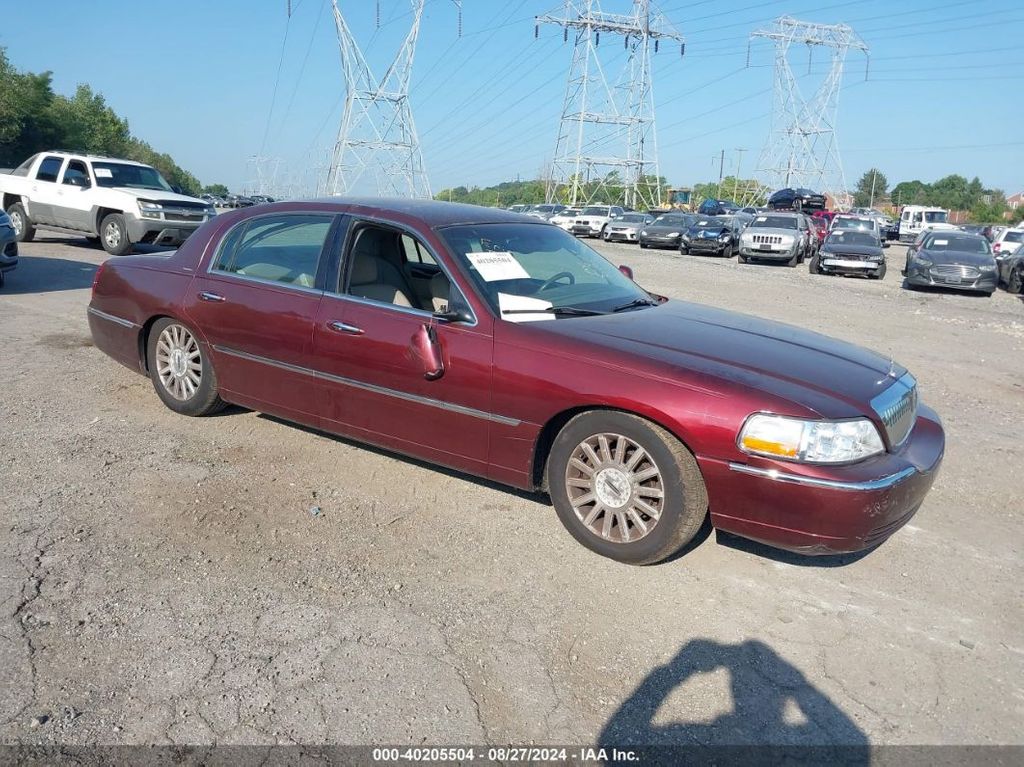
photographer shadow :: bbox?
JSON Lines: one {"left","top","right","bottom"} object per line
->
{"left": 599, "top": 639, "right": 869, "bottom": 765}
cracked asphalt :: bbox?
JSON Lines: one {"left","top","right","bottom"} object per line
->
{"left": 0, "top": 233, "right": 1021, "bottom": 747}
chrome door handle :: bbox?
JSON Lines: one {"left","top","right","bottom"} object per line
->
{"left": 198, "top": 291, "right": 225, "bottom": 302}
{"left": 328, "top": 320, "right": 364, "bottom": 335}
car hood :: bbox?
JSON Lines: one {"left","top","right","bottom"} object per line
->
{"left": 533, "top": 300, "right": 904, "bottom": 418}
{"left": 822, "top": 243, "right": 884, "bottom": 258}
{"left": 921, "top": 249, "right": 996, "bottom": 267}
{"left": 744, "top": 227, "right": 799, "bottom": 238}
{"left": 645, "top": 222, "right": 689, "bottom": 233}
{"left": 686, "top": 224, "right": 730, "bottom": 236}
{"left": 111, "top": 188, "right": 209, "bottom": 205}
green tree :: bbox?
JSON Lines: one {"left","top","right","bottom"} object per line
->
{"left": 853, "top": 168, "right": 888, "bottom": 208}
{"left": 203, "top": 183, "right": 229, "bottom": 196}
{"left": 890, "top": 180, "right": 929, "bottom": 206}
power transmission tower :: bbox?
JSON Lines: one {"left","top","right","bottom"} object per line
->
{"left": 749, "top": 16, "right": 868, "bottom": 207}
{"left": 538, "top": 1, "right": 683, "bottom": 209}
{"left": 325, "top": 1, "right": 461, "bottom": 198}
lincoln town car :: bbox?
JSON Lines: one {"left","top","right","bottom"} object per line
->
{"left": 88, "top": 199, "right": 945, "bottom": 565}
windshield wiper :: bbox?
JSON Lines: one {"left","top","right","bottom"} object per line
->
{"left": 502, "top": 306, "right": 606, "bottom": 317}
{"left": 611, "top": 297, "right": 659, "bottom": 313}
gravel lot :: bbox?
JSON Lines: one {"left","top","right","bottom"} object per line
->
{"left": 1, "top": 231, "right": 1021, "bottom": 748}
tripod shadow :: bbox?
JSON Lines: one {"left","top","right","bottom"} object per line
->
{"left": 599, "top": 639, "right": 869, "bottom": 765}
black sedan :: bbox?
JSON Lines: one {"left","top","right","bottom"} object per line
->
{"left": 638, "top": 212, "right": 696, "bottom": 249}
{"left": 680, "top": 216, "right": 738, "bottom": 258}
{"left": 997, "top": 251, "right": 1024, "bottom": 293}
{"left": 902, "top": 231, "right": 998, "bottom": 296}
{"left": 767, "top": 188, "right": 827, "bottom": 212}
{"left": 810, "top": 230, "right": 885, "bottom": 279}
{"left": 0, "top": 209, "right": 18, "bottom": 288}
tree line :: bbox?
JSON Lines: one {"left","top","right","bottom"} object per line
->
{"left": 0, "top": 49, "right": 225, "bottom": 196}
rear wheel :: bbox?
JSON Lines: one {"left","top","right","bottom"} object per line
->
{"left": 1008, "top": 267, "right": 1023, "bottom": 294}
{"left": 547, "top": 411, "right": 708, "bottom": 565}
{"left": 100, "top": 213, "right": 133, "bottom": 256}
{"left": 147, "top": 318, "right": 226, "bottom": 417}
{"left": 6, "top": 203, "right": 35, "bottom": 243}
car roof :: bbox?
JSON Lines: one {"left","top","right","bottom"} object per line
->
{"left": 42, "top": 150, "right": 151, "bottom": 167}
{"left": 294, "top": 197, "right": 541, "bottom": 227}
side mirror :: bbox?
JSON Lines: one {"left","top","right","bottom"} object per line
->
{"left": 172, "top": 185, "right": 183, "bottom": 195}
{"left": 618, "top": 264, "right": 634, "bottom": 280}
{"left": 433, "top": 306, "right": 473, "bottom": 324}
{"left": 412, "top": 324, "right": 445, "bottom": 380}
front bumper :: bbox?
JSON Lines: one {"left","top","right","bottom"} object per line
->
{"left": 127, "top": 217, "right": 205, "bottom": 246}
{"left": 571, "top": 223, "right": 602, "bottom": 237}
{"left": 905, "top": 264, "right": 998, "bottom": 292}
{"left": 0, "top": 236, "right": 17, "bottom": 273}
{"left": 639, "top": 234, "right": 681, "bottom": 248}
{"left": 739, "top": 244, "right": 796, "bottom": 261}
{"left": 819, "top": 256, "right": 885, "bottom": 275}
{"left": 697, "top": 404, "right": 945, "bottom": 554}
{"left": 687, "top": 238, "right": 731, "bottom": 254}
{"left": 606, "top": 230, "right": 638, "bottom": 242}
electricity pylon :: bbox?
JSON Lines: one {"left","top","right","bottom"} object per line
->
{"left": 538, "top": 1, "right": 683, "bottom": 209}
{"left": 325, "top": 1, "right": 461, "bottom": 198}
{"left": 749, "top": 16, "right": 868, "bottom": 206}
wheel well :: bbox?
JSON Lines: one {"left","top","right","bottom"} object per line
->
{"left": 530, "top": 405, "right": 696, "bottom": 491}
{"left": 94, "top": 207, "right": 123, "bottom": 234}
{"left": 138, "top": 315, "right": 169, "bottom": 373}
{"left": 2, "top": 193, "right": 21, "bottom": 212}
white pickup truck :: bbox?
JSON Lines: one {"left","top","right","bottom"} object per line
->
{"left": 0, "top": 151, "right": 216, "bottom": 255}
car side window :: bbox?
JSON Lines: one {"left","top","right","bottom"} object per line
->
{"left": 400, "top": 233, "right": 437, "bottom": 265}
{"left": 35, "top": 156, "right": 64, "bottom": 183}
{"left": 212, "top": 214, "right": 333, "bottom": 288}
{"left": 62, "top": 160, "right": 90, "bottom": 186}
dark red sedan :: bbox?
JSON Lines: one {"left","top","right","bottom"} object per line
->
{"left": 88, "top": 199, "right": 944, "bottom": 564}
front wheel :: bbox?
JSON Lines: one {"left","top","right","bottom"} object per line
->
{"left": 6, "top": 203, "right": 35, "bottom": 242}
{"left": 679, "top": 246, "right": 689, "bottom": 255}
{"left": 639, "top": 242, "right": 648, "bottom": 249}
{"left": 100, "top": 213, "right": 133, "bottom": 255}
{"left": 786, "top": 250, "right": 800, "bottom": 267}
{"left": 809, "top": 255, "right": 820, "bottom": 274}
{"left": 873, "top": 262, "right": 887, "bottom": 280}
{"left": 1008, "top": 268, "right": 1023, "bottom": 294}
{"left": 147, "top": 318, "right": 226, "bottom": 416}
{"left": 547, "top": 411, "right": 708, "bottom": 565}
{"left": 721, "top": 244, "right": 733, "bottom": 258}
{"left": 737, "top": 252, "right": 748, "bottom": 264}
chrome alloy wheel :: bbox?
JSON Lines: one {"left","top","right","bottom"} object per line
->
{"left": 155, "top": 324, "right": 201, "bottom": 401}
{"left": 104, "top": 220, "right": 122, "bottom": 249}
{"left": 9, "top": 209, "right": 24, "bottom": 237}
{"left": 564, "top": 432, "right": 665, "bottom": 543}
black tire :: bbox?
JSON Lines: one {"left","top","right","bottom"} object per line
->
{"left": 0, "top": 271, "right": 5, "bottom": 289}
{"left": 6, "top": 202, "right": 35, "bottom": 242}
{"left": 639, "top": 242, "right": 648, "bottom": 249}
{"left": 873, "top": 262, "right": 887, "bottom": 280}
{"left": 147, "top": 317, "right": 226, "bottom": 417}
{"left": 86, "top": 236, "right": 101, "bottom": 247}
{"left": 721, "top": 244, "right": 733, "bottom": 259}
{"left": 737, "top": 252, "right": 748, "bottom": 264}
{"left": 679, "top": 246, "right": 689, "bottom": 255}
{"left": 786, "top": 250, "right": 800, "bottom": 267}
{"left": 547, "top": 410, "right": 708, "bottom": 565}
{"left": 809, "top": 255, "right": 820, "bottom": 274}
{"left": 100, "top": 213, "right": 133, "bottom": 256}
{"left": 1008, "top": 268, "right": 1023, "bottom": 294}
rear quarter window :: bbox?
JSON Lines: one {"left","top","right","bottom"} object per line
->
{"left": 211, "top": 214, "right": 334, "bottom": 287}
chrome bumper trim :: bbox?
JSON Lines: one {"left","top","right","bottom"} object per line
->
{"left": 727, "top": 462, "right": 917, "bottom": 492}
{"left": 87, "top": 306, "right": 139, "bottom": 329}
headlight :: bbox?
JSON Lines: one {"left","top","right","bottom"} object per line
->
{"left": 979, "top": 263, "right": 996, "bottom": 271}
{"left": 668, "top": 232, "right": 680, "bottom": 238}
{"left": 719, "top": 233, "right": 730, "bottom": 240}
{"left": 204, "top": 206, "right": 217, "bottom": 217}
{"left": 640, "top": 230, "right": 648, "bottom": 236}
{"left": 680, "top": 233, "right": 690, "bottom": 241}
{"left": 738, "top": 414, "right": 884, "bottom": 464}
{"left": 137, "top": 200, "right": 163, "bottom": 219}
{"left": 915, "top": 257, "right": 933, "bottom": 266}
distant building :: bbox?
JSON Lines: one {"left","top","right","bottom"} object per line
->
{"left": 1008, "top": 191, "right": 1024, "bottom": 210}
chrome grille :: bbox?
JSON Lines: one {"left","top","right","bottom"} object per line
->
{"left": 930, "top": 264, "right": 979, "bottom": 280}
{"left": 752, "top": 234, "right": 783, "bottom": 245}
{"left": 870, "top": 373, "right": 918, "bottom": 448}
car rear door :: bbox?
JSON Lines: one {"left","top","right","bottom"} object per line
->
{"left": 309, "top": 218, "right": 494, "bottom": 477}
{"left": 27, "top": 155, "right": 66, "bottom": 225}
{"left": 183, "top": 211, "right": 339, "bottom": 426}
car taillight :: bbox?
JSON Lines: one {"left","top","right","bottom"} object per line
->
{"left": 993, "top": 243, "right": 1001, "bottom": 252}
{"left": 92, "top": 261, "right": 106, "bottom": 292}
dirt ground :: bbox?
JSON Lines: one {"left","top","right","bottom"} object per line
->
{"left": 0, "top": 231, "right": 1021, "bottom": 748}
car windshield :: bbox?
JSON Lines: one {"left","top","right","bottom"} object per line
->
{"left": 828, "top": 231, "right": 878, "bottom": 247}
{"left": 750, "top": 215, "right": 797, "bottom": 229}
{"left": 1003, "top": 231, "right": 1023, "bottom": 243}
{"left": 92, "top": 162, "right": 173, "bottom": 191}
{"left": 693, "top": 217, "right": 725, "bottom": 227}
{"left": 581, "top": 206, "right": 609, "bottom": 216}
{"left": 924, "top": 211, "right": 948, "bottom": 223}
{"left": 834, "top": 217, "right": 871, "bottom": 230}
{"left": 653, "top": 214, "right": 691, "bottom": 225}
{"left": 618, "top": 214, "right": 648, "bottom": 224}
{"left": 925, "top": 235, "right": 990, "bottom": 254}
{"left": 440, "top": 223, "right": 650, "bottom": 319}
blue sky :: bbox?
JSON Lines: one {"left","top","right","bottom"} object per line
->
{"left": 2, "top": 0, "right": 1022, "bottom": 196}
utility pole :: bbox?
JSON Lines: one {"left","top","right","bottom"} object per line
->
{"left": 538, "top": 0, "right": 684, "bottom": 208}
{"left": 733, "top": 147, "right": 747, "bottom": 203}
{"left": 326, "top": 1, "right": 461, "bottom": 198}
{"left": 869, "top": 169, "right": 877, "bottom": 209}
{"left": 717, "top": 149, "right": 725, "bottom": 185}
{"left": 749, "top": 16, "right": 868, "bottom": 202}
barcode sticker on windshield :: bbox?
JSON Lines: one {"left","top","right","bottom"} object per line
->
{"left": 94, "top": 168, "right": 113, "bottom": 178}
{"left": 467, "top": 252, "right": 529, "bottom": 282}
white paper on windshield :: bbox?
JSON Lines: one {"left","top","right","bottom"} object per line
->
{"left": 755, "top": 216, "right": 767, "bottom": 223}
{"left": 498, "top": 292, "right": 554, "bottom": 323}
{"left": 933, "top": 239, "right": 949, "bottom": 246}
{"left": 94, "top": 168, "right": 113, "bottom": 178}
{"left": 466, "top": 251, "right": 529, "bottom": 282}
